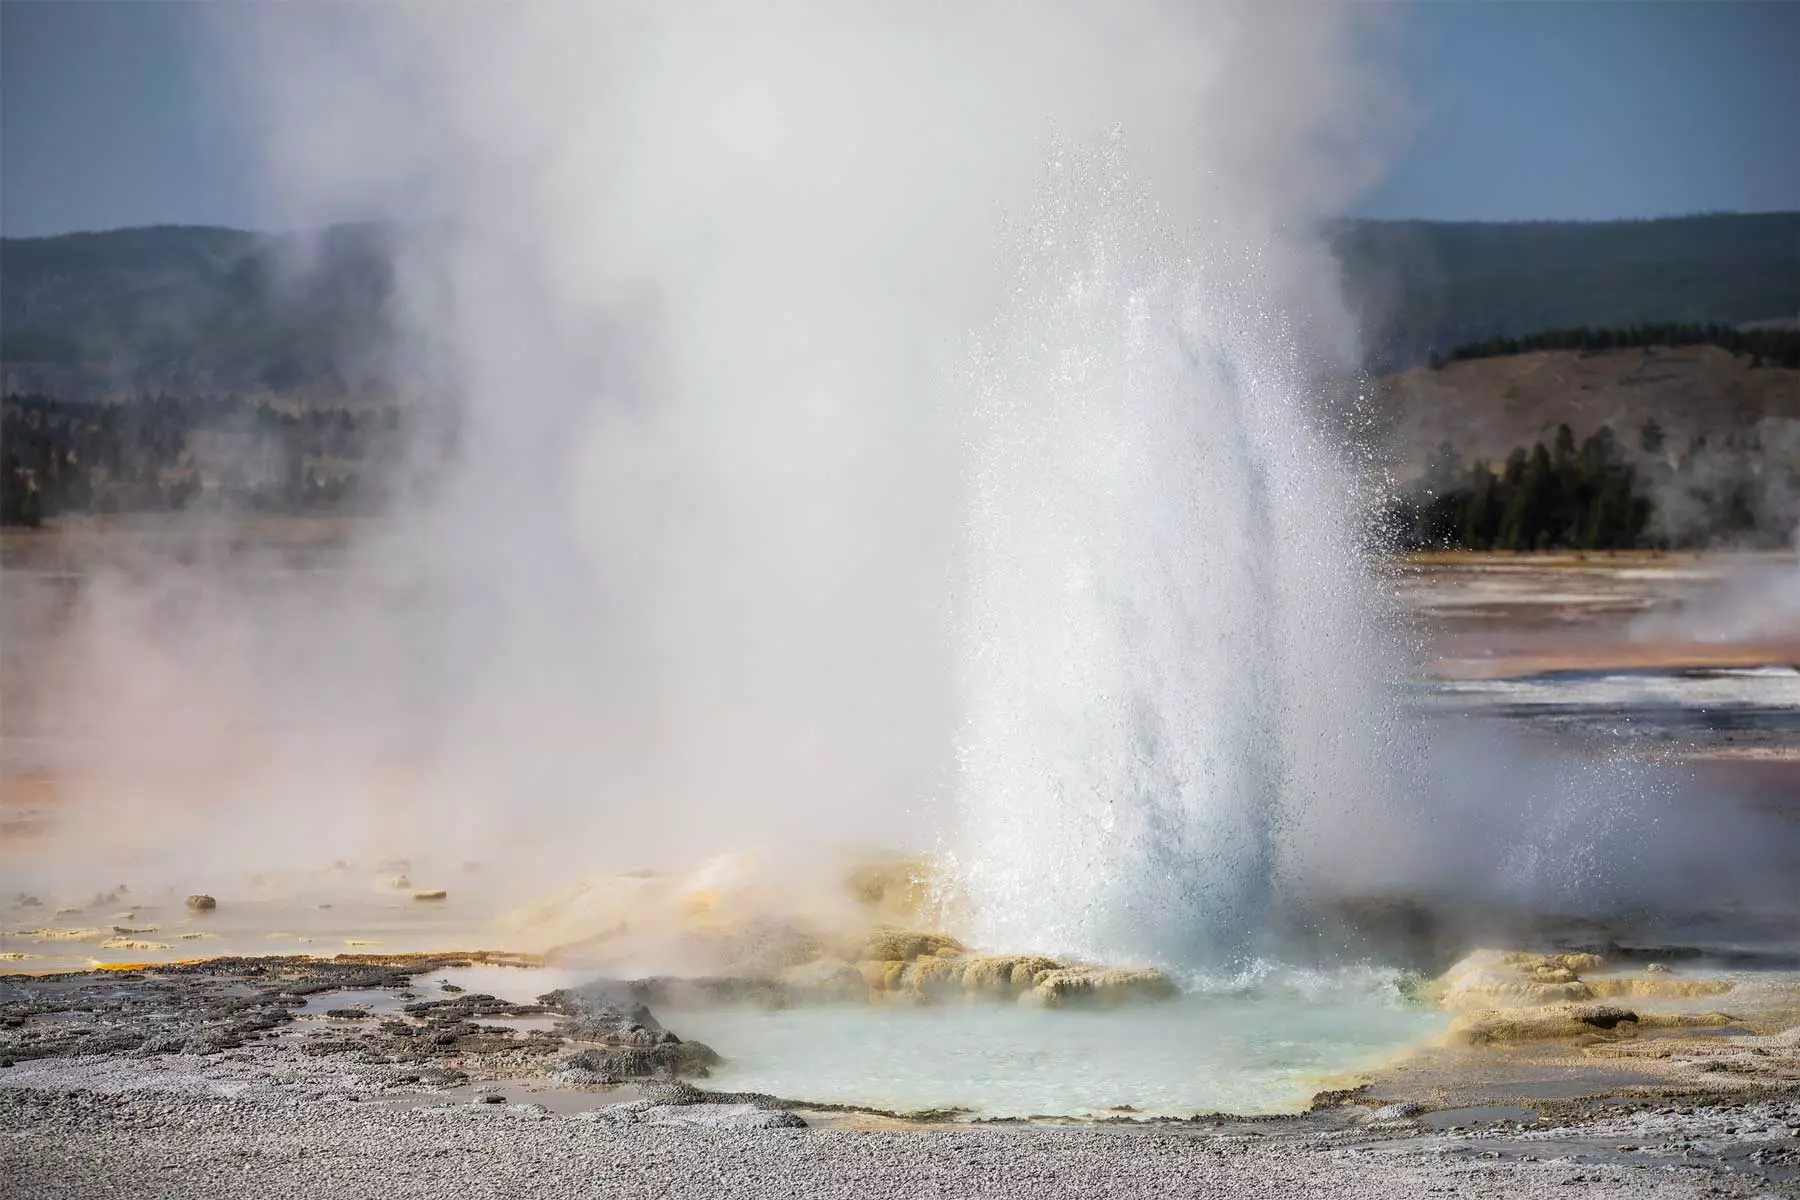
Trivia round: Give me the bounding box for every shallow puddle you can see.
[1418,1104,1539,1130]
[296,988,414,1017]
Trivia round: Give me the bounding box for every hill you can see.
[1375,344,1800,550]
[0,224,395,400]
[1333,211,1800,369]
[1374,343,1800,474]
[2,212,1795,398]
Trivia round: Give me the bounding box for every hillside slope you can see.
[1374,344,1800,474]
[0,225,395,400]
[1334,211,1800,369]
[3,212,1796,398]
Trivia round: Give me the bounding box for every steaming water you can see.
[671,976,1441,1118]
[951,147,1393,968]
[1418,666,1800,748]
[423,965,1442,1119]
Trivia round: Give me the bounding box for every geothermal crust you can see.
[495,856,1181,1009]
[4,947,1800,1199]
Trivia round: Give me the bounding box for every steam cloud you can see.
[47,3,1387,888]
[21,3,1776,969]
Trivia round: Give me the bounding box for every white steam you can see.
[176,4,1394,885]
[11,4,1784,971]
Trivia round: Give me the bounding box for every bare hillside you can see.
[1375,344,1800,474]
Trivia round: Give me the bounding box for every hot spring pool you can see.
[664,979,1445,1118]
[436,963,1446,1117]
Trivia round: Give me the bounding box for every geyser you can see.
[193,2,1396,909]
[950,143,1400,969]
[12,4,1421,971]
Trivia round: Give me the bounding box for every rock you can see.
[412,890,448,902]
[636,1103,805,1129]
[1585,976,1734,1000]
[857,959,908,994]
[540,982,666,1041]
[1370,1102,1425,1121]
[1021,967,1177,1008]
[1431,948,1734,1011]
[959,955,1063,998]
[853,936,1059,1004]
[475,1093,506,1104]
[185,895,217,912]
[1445,1004,1733,1046]
[897,955,967,1002]
[1433,949,1598,1008]
[858,930,965,962]
[324,1009,370,1020]
[1447,1003,1638,1045]
[826,947,1158,1006]
[556,1040,720,1080]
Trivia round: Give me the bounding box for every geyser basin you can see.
[665,979,1444,1119]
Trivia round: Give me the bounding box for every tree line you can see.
[1,392,403,526]
[1435,321,1800,369]
[1393,419,1800,552]
[10,389,1799,550]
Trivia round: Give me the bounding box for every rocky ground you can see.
[3,953,1798,1198]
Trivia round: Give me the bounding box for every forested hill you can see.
[1333,211,1800,369]
[2,212,1797,397]
[0,224,396,401]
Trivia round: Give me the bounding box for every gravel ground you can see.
[3,959,1797,1198]
[2,1085,1779,1200]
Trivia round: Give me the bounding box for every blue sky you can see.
[4,2,1798,237]
[1356,1,1800,222]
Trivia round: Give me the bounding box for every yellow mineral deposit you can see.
[843,936,1176,1007]
[1020,967,1179,1008]
[490,851,1177,1010]
[1427,949,1742,1046]
[1430,948,1735,1011]
[1444,1005,1734,1046]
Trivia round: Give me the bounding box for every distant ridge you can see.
[3,212,1797,398]
[1,224,396,401]
[1333,210,1800,369]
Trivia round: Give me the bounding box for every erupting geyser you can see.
[10,5,1425,970]
[950,144,1398,969]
